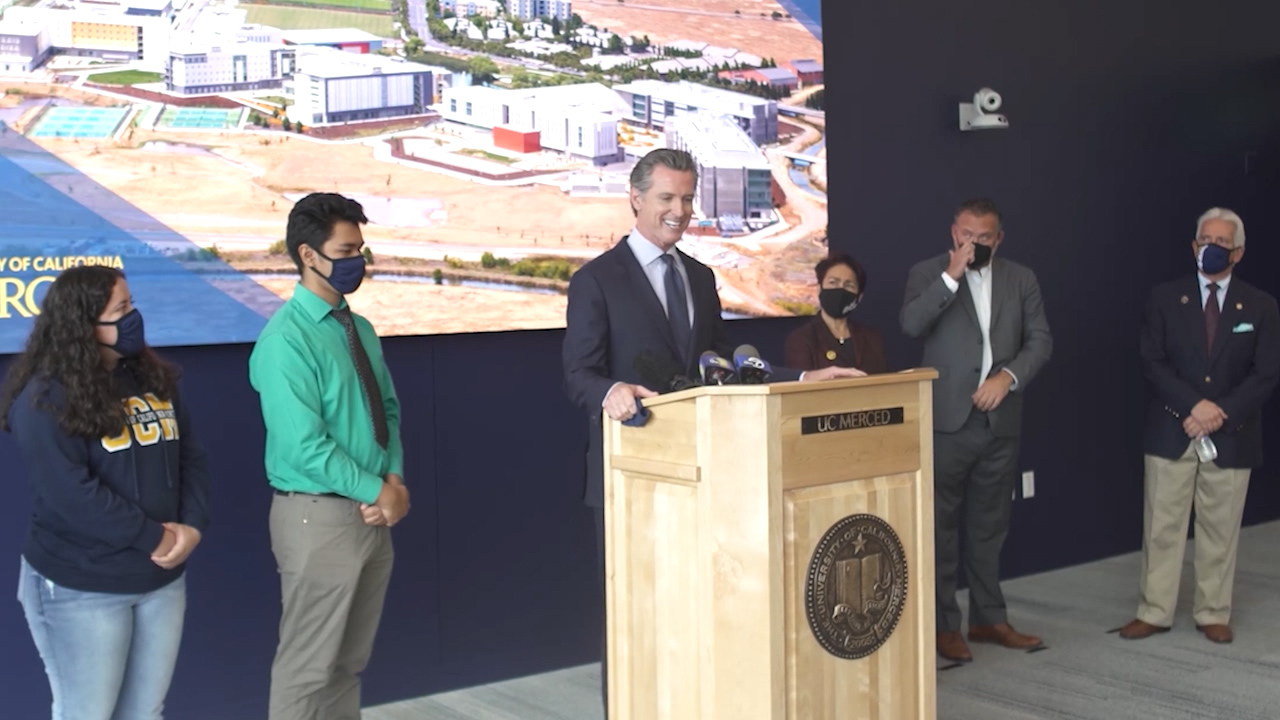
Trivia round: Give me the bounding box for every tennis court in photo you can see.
[157,107,244,130]
[29,106,131,138]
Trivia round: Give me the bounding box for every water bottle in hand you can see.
[1194,434,1218,463]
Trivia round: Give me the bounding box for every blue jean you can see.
[16,557,187,720]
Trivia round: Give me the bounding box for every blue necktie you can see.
[660,254,692,360]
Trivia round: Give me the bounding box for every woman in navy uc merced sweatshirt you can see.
[0,265,210,720]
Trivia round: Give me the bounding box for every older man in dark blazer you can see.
[562,148,858,716]
[900,198,1053,664]
[1119,208,1280,645]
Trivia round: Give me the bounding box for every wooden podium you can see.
[602,369,938,720]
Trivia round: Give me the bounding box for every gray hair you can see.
[1196,207,1245,247]
[629,148,698,193]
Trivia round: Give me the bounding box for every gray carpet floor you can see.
[366,520,1280,719]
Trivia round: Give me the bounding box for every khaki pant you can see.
[1138,443,1250,627]
[268,493,394,720]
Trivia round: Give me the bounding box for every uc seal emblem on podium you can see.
[804,514,908,660]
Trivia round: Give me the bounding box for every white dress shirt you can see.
[941,266,1018,391]
[627,229,695,325]
[1198,272,1231,310]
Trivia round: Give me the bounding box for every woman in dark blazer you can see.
[784,252,889,374]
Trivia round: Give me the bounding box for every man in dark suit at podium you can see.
[900,198,1053,664]
[562,148,858,715]
[1120,208,1280,645]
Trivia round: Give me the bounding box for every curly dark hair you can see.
[0,266,179,438]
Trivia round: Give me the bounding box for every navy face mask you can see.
[313,250,366,295]
[99,308,146,358]
[1198,243,1234,276]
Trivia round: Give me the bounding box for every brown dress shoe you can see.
[937,631,973,662]
[1196,624,1233,644]
[968,622,1043,649]
[1119,619,1170,640]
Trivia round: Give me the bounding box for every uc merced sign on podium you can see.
[602,369,939,720]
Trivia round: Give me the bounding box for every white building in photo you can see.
[511,0,571,21]
[612,79,778,144]
[663,40,706,54]
[0,19,52,73]
[521,19,555,39]
[4,0,173,72]
[666,112,773,221]
[440,0,502,18]
[507,38,572,56]
[288,49,435,125]
[167,24,294,95]
[438,82,626,165]
[580,53,635,72]
[572,27,618,49]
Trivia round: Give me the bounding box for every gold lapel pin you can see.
[1236,302,1243,310]
[1180,296,1188,304]
[826,350,837,360]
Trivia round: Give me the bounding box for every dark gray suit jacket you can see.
[900,252,1053,436]
[562,238,800,507]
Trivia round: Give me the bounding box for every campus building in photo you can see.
[167,24,295,95]
[666,112,773,222]
[4,0,173,72]
[438,82,626,165]
[0,20,53,73]
[510,0,571,21]
[612,79,779,145]
[287,48,435,125]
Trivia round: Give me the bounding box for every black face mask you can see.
[969,242,993,269]
[819,288,859,318]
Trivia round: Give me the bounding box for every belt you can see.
[274,489,344,499]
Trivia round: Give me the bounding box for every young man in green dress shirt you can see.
[249,192,411,720]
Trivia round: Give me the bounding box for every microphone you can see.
[623,350,704,427]
[699,351,738,385]
[634,350,702,393]
[732,344,773,385]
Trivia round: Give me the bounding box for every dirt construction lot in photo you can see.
[32,128,635,253]
[572,0,822,62]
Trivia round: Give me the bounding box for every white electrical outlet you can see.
[1021,470,1035,499]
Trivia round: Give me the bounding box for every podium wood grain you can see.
[604,371,938,720]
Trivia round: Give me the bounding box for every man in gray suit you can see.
[901,198,1053,663]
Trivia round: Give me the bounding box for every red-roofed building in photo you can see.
[781,59,824,87]
[716,66,799,92]
[281,28,384,54]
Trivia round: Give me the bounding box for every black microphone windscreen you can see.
[633,350,685,392]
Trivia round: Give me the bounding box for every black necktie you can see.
[1205,282,1221,351]
[331,306,388,449]
[660,254,691,360]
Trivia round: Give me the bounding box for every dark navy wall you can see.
[833,0,1280,579]
[5,0,1280,717]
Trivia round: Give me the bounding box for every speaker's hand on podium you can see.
[801,366,867,382]
[604,383,657,421]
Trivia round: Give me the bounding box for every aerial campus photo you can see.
[0,0,827,337]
